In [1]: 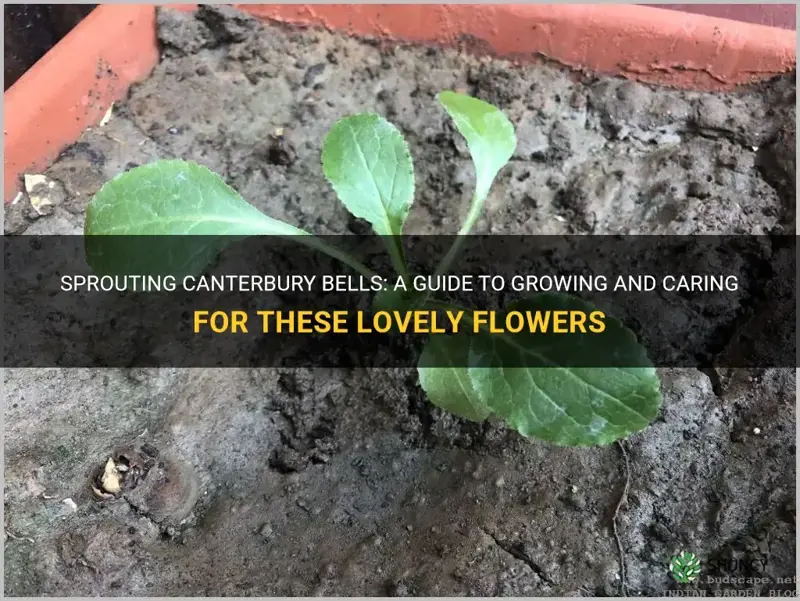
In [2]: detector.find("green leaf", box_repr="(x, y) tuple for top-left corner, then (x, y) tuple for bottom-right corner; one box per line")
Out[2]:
(418, 294), (662, 446)
(84, 159), (374, 279)
(437, 91), (516, 220)
(86, 159), (306, 238)
(322, 114), (415, 237)
(322, 113), (414, 279)
(418, 334), (493, 422)
(428, 93), (516, 284)
(372, 287), (408, 313)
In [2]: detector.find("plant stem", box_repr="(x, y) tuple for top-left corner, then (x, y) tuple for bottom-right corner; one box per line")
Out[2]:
(433, 190), (483, 280)
(299, 236), (378, 280)
(411, 190), (483, 310)
(386, 234), (410, 282)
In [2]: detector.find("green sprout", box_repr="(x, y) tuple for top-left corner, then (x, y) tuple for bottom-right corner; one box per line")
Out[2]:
(84, 91), (662, 446)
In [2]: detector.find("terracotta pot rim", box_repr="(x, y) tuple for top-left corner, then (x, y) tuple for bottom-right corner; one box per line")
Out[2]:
(4, 3), (796, 203)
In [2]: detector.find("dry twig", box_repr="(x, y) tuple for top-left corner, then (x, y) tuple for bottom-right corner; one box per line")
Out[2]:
(612, 440), (631, 596)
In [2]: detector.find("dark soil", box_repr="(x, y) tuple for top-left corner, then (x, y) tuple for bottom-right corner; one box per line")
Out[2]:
(4, 6), (796, 596)
(3, 5), (94, 90)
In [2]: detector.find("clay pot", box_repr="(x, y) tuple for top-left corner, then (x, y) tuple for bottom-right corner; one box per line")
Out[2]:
(4, 4), (795, 202)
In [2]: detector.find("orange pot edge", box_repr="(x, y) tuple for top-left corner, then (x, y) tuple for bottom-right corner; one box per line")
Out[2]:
(4, 3), (796, 202)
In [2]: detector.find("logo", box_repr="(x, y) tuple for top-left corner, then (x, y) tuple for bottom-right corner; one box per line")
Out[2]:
(670, 551), (702, 583)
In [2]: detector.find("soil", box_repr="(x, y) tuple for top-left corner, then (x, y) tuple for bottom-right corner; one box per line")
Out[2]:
(4, 6), (796, 596)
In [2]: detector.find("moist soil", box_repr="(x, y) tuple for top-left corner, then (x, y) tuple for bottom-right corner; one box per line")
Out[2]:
(4, 6), (796, 596)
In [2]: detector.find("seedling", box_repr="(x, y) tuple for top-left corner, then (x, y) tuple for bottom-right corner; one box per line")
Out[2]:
(84, 91), (662, 446)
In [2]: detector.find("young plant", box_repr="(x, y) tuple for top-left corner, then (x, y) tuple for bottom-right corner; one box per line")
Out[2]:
(85, 91), (662, 446)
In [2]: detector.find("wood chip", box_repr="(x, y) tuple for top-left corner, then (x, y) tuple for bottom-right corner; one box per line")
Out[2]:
(99, 103), (114, 127)
(23, 174), (54, 214)
(100, 458), (121, 494)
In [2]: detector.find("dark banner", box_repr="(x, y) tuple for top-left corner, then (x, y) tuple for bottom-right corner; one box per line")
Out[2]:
(3, 235), (795, 368)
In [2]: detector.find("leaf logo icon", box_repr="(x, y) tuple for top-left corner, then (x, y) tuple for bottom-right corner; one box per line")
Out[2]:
(669, 551), (701, 583)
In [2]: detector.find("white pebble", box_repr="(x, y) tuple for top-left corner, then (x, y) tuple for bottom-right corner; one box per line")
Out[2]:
(753, 427), (761, 435)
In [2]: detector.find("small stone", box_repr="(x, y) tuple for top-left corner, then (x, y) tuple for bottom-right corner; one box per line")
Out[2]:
(140, 443), (159, 457)
(101, 458), (121, 494)
(753, 427), (761, 435)
(23, 173), (62, 215)
(302, 63), (326, 88)
(258, 523), (274, 540)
